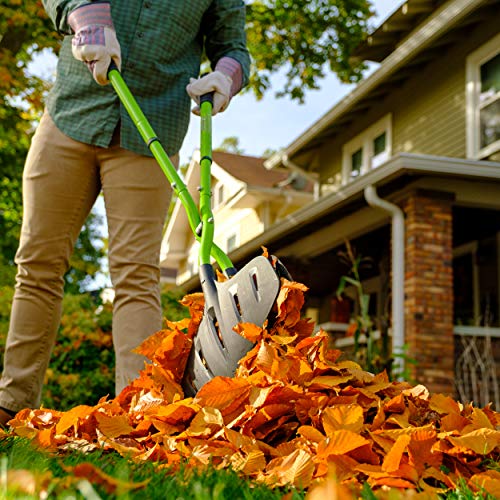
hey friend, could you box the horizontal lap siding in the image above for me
[392,62,466,158]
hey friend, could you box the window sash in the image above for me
[342,114,392,183]
[466,34,500,159]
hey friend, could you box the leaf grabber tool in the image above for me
[108,64,291,396]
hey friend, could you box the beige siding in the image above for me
[392,18,498,157]
[392,64,466,158]
[239,210,263,243]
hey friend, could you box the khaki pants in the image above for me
[0,112,175,412]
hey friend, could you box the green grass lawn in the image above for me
[0,434,304,499]
[0,434,497,499]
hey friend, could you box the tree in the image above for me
[246,0,373,102]
[0,1,105,291]
[215,136,245,154]
[0,1,375,105]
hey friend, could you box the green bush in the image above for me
[0,285,191,412]
[0,285,14,352]
[42,293,115,410]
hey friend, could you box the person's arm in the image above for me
[43,0,121,85]
[186,0,250,115]
[42,0,89,34]
[202,0,250,90]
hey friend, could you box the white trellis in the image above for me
[454,326,500,410]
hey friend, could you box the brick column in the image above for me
[402,189,455,395]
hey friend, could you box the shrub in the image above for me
[42,293,115,410]
[0,285,191,411]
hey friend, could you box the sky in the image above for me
[30,0,397,165]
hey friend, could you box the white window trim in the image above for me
[341,114,392,184]
[213,182,225,209]
[466,32,500,160]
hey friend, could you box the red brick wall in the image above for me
[402,189,455,395]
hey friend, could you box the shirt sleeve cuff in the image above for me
[68,1,112,33]
[215,57,243,97]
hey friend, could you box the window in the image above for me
[217,184,224,206]
[342,114,392,183]
[351,149,363,178]
[372,132,388,168]
[466,33,500,160]
[227,234,237,252]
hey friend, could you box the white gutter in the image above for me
[364,185,405,379]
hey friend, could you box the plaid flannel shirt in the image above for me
[42,0,250,157]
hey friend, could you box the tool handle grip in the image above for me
[108,60,119,74]
[199,73,214,107]
[200,92,214,106]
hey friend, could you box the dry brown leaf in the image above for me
[447,428,500,455]
[67,462,149,494]
[382,434,411,472]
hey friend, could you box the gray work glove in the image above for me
[186,71,233,116]
[68,2,121,85]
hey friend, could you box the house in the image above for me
[161,0,500,405]
[260,0,500,402]
[160,149,314,289]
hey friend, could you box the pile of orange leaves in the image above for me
[6,279,500,498]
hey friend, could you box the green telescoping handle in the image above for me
[107,64,233,272]
[198,91,215,266]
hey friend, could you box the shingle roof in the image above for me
[212,151,290,188]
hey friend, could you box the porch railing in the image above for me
[454,326,500,410]
[317,322,500,409]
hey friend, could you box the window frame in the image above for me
[466,33,500,160]
[341,114,392,184]
[226,233,238,253]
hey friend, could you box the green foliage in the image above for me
[0,286,115,411]
[64,210,107,294]
[215,136,245,154]
[0,104,33,272]
[0,2,106,294]
[161,287,190,323]
[336,241,383,373]
[336,241,418,381]
[0,286,14,351]
[0,285,191,412]
[444,478,497,500]
[0,1,58,108]
[42,293,115,410]
[1,1,375,107]
[246,0,373,102]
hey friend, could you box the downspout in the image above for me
[364,185,405,379]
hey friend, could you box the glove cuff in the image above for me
[68,1,113,33]
[215,57,243,97]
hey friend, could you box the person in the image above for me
[0,0,250,426]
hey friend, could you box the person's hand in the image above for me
[186,72,233,116]
[68,2,121,85]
